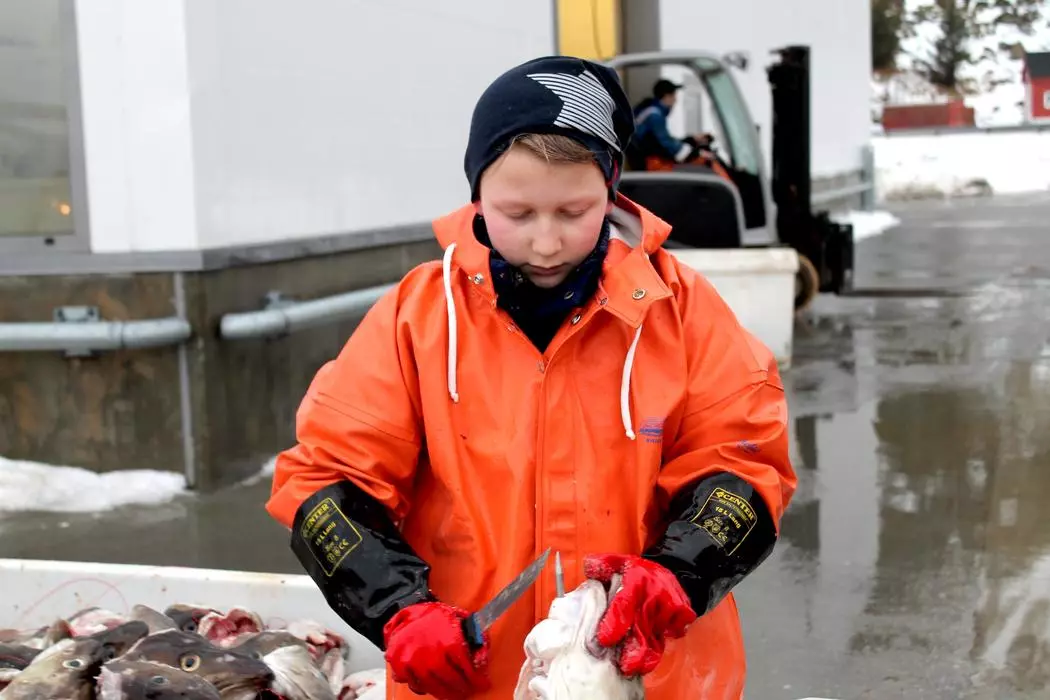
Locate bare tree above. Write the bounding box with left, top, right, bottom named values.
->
left=909, top=0, right=1047, bottom=93
left=872, top=0, right=907, bottom=72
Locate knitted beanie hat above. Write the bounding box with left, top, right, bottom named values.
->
left=464, top=55, right=635, bottom=200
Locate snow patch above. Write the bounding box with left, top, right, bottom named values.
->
left=0, top=456, right=187, bottom=513
left=237, top=455, right=278, bottom=486
left=832, top=210, right=902, bottom=242
left=873, top=130, right=1050, bottom=200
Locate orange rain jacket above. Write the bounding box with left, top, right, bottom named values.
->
left=267, top=194, right=797, bottom=699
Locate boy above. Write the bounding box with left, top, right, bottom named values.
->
left=266, top=56, right=796, bottom=700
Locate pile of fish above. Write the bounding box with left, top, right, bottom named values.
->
left=0, top=603, right=384, bottom=699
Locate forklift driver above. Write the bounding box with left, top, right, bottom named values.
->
left=630, top=79, right=712, bottom=168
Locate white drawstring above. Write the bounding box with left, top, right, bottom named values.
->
left=442, top=243, right=459, bottom=403
left=441, top=237, right=645, bottom=438
left=620, top=324, right=643, bottom=440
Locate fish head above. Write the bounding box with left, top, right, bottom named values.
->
left=163, top=604, right=219, bottom=634
left=90, top=620, right=151, bottom=661
left=130, top=605, right=179, bottom=634
left=120, top=630, right=274, bottom=697
left=261, top=644, right=337, bottom=700
left=97, top=659, right=222, bottom=700
left=3, top=637, right=108, bottom=698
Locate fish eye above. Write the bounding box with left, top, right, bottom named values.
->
left=63, top=658, right=84, bottom=669
left=179, top=654, right=201, bottom=672
left=100, top=647, right=116, bottom=662
left=183, top=621, right=197, bottom=633
left=150, top=675, right=168, bottom=686
left=250, top=651, right=262, bottom=660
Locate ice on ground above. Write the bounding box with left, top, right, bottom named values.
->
left=0, top=456, right=187, bottom=513
left=832, top=210, right=901, bottom=242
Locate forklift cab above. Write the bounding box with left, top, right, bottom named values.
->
left=604, top=51, right=778, bottom=251
left=603, top=47, right=854, bottom=309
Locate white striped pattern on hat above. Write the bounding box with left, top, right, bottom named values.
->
left=526, top=70, right=620, bottom=151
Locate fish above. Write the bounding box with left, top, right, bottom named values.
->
left=0, top=619, right=73, bottom=650
left=284, top=619, right=349, bottom=695
left=197, top=607, right=264, bottom=648
left=130, top=605, right=179, bottom=634
left=0, top=621, right=148, bottom=700
left=163, top=604, right=219, bottom=634
left=97, top=659, right=222, bottom=700
left=513, top=578, right=645, bottom=700
left=261, top=644, right=337, bottom=700
left=339, top=668, right=386, bottom=699
left=0, top=644, right=39, bottom=672
left=0, top=644, right=39, bottom=691
left=67, top=607, right=130, bottom=637
left=121, top=629, right=274, bottom=700
left=231, top=630, right=310, bottom=660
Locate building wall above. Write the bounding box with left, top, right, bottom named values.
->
left=657, top=0, right=872, bottom=179
left=183, top=0, right=555, bottom=251
left=1030, top=77, right=1050, bottom=121
left=71, top=0, right=555, bottom=254
left=73, top=0, right=198, bottom=253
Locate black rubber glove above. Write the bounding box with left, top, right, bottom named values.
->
left=642, top=471, right=778, bottom=616
left=289, top=480, right=433, bottom=648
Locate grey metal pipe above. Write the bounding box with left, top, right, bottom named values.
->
left=219, top=283, right=395, bottom=340
left=0, top=317, right=192, bottom=352
left=811, top=180, right=874, bottom=205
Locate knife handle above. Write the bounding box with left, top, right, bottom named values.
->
left=462, top=614, right=485, bottom=650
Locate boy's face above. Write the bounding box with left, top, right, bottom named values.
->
left=476, top=145, right=612, bottom=289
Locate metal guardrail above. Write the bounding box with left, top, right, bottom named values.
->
left=1, top=282, right=393, bottom=352
left=811, top=180, right=874, bottom=206
left=219, top=284, right=394, bottom=340
left=0, top=312, right=191, bottom=353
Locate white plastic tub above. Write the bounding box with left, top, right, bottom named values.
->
left=0, top=557, right=841, bottom=699
left=669, top=247, right=800, bottom=368
left=0, top=557, right=384, bottom=671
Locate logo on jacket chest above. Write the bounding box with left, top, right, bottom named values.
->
left=638, top=417, right=665, bottom=445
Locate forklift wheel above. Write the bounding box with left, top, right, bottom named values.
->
left=794, top=254, right=820, bottom=312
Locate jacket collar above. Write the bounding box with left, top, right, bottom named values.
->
left=430, top=194, right=672, bottom=326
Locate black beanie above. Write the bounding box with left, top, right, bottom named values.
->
left=464, top=55, right=635, bottom=201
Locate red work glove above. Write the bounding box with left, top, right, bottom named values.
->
left=584, top=553, right=697, bottom=676
left=382, top=602, right=492, bottom=699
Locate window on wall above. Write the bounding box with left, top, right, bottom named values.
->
left=0, top=0, right=74, bottom=238
left=1044, top=89, right=1050, bottom=111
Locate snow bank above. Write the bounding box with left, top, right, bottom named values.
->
left=832, top=210, right=902, bottom=242
left=0, top=456, right=187, bottom=513
left=873, top=130, right=1050, bottom=201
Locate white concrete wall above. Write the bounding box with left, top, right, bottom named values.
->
left=73, top=0, right=554, bottom=253
left=658, top=0, right=872, bottom=179
left=182, top=0, right=555, bottom=250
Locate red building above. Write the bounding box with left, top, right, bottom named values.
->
left=881, top=100, right=975, bottom=131
left=1023, top=51, right=1050, bottom=122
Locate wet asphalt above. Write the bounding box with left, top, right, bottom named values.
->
left=4, top=192, right=1050, bottom=698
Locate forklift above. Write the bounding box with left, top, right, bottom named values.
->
left=603, top=45, right=855, bottom=311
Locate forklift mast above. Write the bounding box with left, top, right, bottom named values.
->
left=767, top=45, right=854, bottom=295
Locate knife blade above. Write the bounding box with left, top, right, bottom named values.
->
left=462, top=547, right=551, bottom=648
